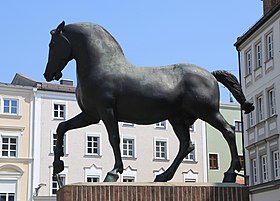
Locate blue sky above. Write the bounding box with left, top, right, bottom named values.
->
left=0, top=1, right=263, bottom=102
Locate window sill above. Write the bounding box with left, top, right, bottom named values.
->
left=52, top=118, right=66, bottom=121
left=84, top=154, right=102, bottom=158
left=182, top=160, right=198, bottom=164
left=0, top=113, right=22, bottom=119
left=122, top=156, right=137, bottom=160
left=153, top=158, right=169, bottom=162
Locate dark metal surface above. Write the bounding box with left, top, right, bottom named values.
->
left=44, top=21, right=254, bottom=183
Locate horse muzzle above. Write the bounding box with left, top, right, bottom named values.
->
left=44, top=71, right=63, bottom=82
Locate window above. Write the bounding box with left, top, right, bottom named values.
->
left=0, top=193, right=15, bottom=201
left=155, top=121, right=167, bottom=129
left=3, top=99, right=18, bottom=115
left=87, top=176, right=100, bottom=182
left=266, top=32, right=273, bottom=60
left=245, top=50, right=252, bottom=75
left=1, top=137, right=17, bottom=157
left=252, top=158, right=257, bottom=184
left=52, top=175, right=65, bottom=195
left=154, top=140, right=168, bottom=160
left=185, top=143, right=195, bottom=161
left=257, top=95, right=264, bottom=122
left=273, top=150, right=280, bottom=179
left=122, top=138, right=135, bottom=158
left=235, top=121, right=242, bottom=132
left=268, top=88, right=276, bottom=117
left=122, top=176, right=135, bottom=182
left=53, top=103, right=66, bottom=119
left=209, top=154, right=219, bottom=169
left=255, top=42, right=262, bottom=68
left=86, top=135, right=100, bottom=156
left=249, top=112, right=254, bottom=127
left=261, top=155, right=268, bottom=182
left=239, top=155, right=244, bottom=170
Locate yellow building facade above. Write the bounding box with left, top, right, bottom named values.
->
left=0, top=83, right=34, bottom=201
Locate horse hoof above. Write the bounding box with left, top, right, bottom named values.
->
left=104, top=171, right=119, bottom=182
left=222, top=172, right=237, bottom=183
left=154, top=174, right=168, bottom=182
left=53, top=160, right=64, bottom=175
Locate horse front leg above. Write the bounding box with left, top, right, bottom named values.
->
left=101, top=108, right=123, bottom=182
left=53, top=112, right=99, bottom=176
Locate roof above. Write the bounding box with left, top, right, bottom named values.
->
left=11, top=73, right=76, bottom=93
left=234, top=2, right=280, bottom=49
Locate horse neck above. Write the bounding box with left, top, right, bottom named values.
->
left=72, top=38, right=130, bottom=81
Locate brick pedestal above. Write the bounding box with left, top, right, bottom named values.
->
left=57, top=182, right=249, bottom=201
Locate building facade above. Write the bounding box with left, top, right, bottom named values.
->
left=0, top=82, right=34, bottom=201
left=235, top=0, right=280, bottom=200
left=12, top=74, right=207, bottom=200
left=206, top=104, right=244, bottom=184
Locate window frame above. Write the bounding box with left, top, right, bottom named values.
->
left=252, top=158, right=258, bottom=184
left=0, top=132, right=21, bottom=158
left=267, top=88, right=276, bottom=117
left=121, top=137, right=136, bottom=158
left=245, top=49, right=252, bottom=75
left=234, top=121, right=242, bottom=132
left=122, top=176, right=135, bottom=182
left=209, top=153, right=219, bottom=170
left=155, top=121, right=167, bottom=129
left=0, top=97, right=20, bottom=116
left=256, top=95, right=264, bottom=122
left=86, top=175, right=100, bottom=182
left=154, top=137, right=169, bottom=160
left=184, top=142, right=196, bottom=162
left=261, top=155, right=268, bottom=182
left=265, top=31, right=273, bottom=61
left=52, top=101, right=67, bottom=120
left=255, top=41, right=262, bottom=69
left=85, top=133, right=102, bottom=156
left=273, top=150, right=280, bottom=179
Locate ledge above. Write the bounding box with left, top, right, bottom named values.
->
left=57, top=182, right=249, bottom=201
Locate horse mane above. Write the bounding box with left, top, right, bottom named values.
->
left=99, top=25, right=125, bottom=56
left=65, top=22, right=125, bottom=56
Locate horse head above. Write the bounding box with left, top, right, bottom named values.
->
left=44, top=21, right=72, bottom=82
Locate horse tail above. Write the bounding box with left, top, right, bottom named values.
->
left=211, top=70, right=254, bottom=114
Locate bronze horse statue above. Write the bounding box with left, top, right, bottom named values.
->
left=44, top=21, right=254, bottom=183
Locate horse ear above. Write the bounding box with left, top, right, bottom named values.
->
left=55, top=21, right=65, bottom=34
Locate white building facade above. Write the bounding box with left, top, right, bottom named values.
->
left=12, top=74, right=207, bottom=200
left=235, top=0, right=280, bottom=200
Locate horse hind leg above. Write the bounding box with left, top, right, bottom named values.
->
left=204, top=111, right=241, bottom=182
left=154, top=117, right=195, bottom=182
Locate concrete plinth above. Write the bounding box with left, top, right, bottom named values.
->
left=57, top=182, right=249, bottom=201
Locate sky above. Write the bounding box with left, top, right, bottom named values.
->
left=0, top=1, right=263, bottom=103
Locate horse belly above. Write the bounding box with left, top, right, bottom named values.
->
left=116, top=97, right=177, bottom=124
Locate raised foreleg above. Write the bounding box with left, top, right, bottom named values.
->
left=53, top=112, right=100, bottom=175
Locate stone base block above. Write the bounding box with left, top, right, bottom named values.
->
left=57, top=182, right=249, bottom=201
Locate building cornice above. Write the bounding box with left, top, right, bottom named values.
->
left=234, top=2, right=280, bottom=49
left=246, top=133, right=279, bottom=150
left=249, top=179, right=280, bottom=194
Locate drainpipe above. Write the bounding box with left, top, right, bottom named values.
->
left=237, top=48, right=248, bottom=186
